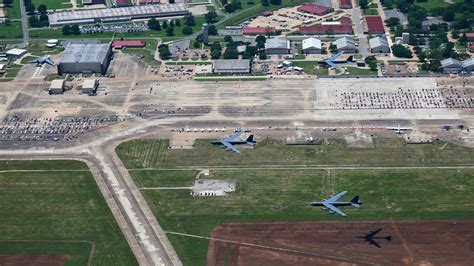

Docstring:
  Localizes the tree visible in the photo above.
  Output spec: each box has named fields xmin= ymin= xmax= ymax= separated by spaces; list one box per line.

xmin=182 ymin=26 xmax=193 ymax=35
xmin=270 ymin=0 xmax=281 ymax=4
xmin=391 ymin=44 xmax=412 ymax=58
xmin=359 ymin=0 xmax=368 ymax=9
xmin=224 ymin=35 xmax=233 ymax=43
xmin=329 ymin=43 xmax=337 ymax=53
xmin=162 ymin=20 xmax=168 ymax=29
xmin=25 ymin=3 xmax=35 ymax=14
xmin=37 ymin=4 xmax=47 ymax=14
xmin=259 ymin=52 xmax=267 ymax=60
xmin=384 ymin=17 xmax=400 ymax=27
xmin=62 ymin=24 xmax=71 ymax=35
xmin=169 ymin=20 xmax=175 ymax=27
xmin=365 ymin=56 xmax=378 ymax=71
xmin=205 ymin=11 xmax=218 ymax=23
xmin=243 ymin=46 xmax=258 ymax=59
xmin=71 ymin=24 xmax=80 ymax=35
xmin=208 ymin=25 xmax=218 ymax=35
xmin=261 ymin=0 xmax=269 ymax=5
xmin=2 ymin=0 xmax=13 ymax=6
xmin=210 ymin=42 xmax=222 ymax=59
xmin=159 ymin=44 xmax=172 ymax=60
xmin=148 ymin=18 xmax=161 ymax=31
xmin=418 ymin=51 xmax=426 ymax=62
xmin=232 ymin=0 xmax=242 ymax=9
xmin=223 ymin=44 xmax=239 ymax=59
xmin=185 ymin=14 xmax=196 ymax=26
xmin=166 ymin=26 xmax=174 ymax=36
xmin=224 ymin=3 xmax=235 ymax=12
xmin=28 ymin=15 xmax=38 ymax=27
xmin=193 ymin=41 xmax=201 ymax=48
xmin=175 ymin=19 xmax=181 ymax=26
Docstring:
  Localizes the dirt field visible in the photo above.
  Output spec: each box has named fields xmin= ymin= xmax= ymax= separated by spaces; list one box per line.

xmin=0 ymin=254 xmax=71 ymax=266
xmin=207 ymin=221 xmax=474 ymax=265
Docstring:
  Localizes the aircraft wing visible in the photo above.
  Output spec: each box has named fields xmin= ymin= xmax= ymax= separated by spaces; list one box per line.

xmin=44 ymin=58 xmax=55 ymax=66
xmin=325 ymin=191 xmax=347 ymax=202
xmin=322 ymin=203 xmax=347 ymax=216
xmin=222 ymin=141 xmax=240 ymax=153
xmin=223 ymin=131 xmax=241 ymax=142
xmin=325 ymin=60 xmax=343 ymax=71
xmin=327 ymin=51 xmax=344 ymax=61
xmin=28 ymin=59 xmax=38 ymax=64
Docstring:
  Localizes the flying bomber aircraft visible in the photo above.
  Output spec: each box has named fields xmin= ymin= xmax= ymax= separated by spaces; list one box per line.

xmin=385 ymin=124 xmax=413 ymax=134
xmin=318 ymin=51 xmax=353 ymax=71
xmin=357 ymin=228 xmax=392 ymax=248
xmin=311 ymin=191 xmax=361 ymax=216
xmin=28 ymin=56 xmax=55 ymax=67
xmin=212 ymin=131 xmax=256 ymax=153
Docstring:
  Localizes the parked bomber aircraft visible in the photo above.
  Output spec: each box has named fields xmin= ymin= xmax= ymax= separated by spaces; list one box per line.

xmin=317 ymin=51 xmax=353 ymax=71
xmin=29 ymin=56 xmax=54 ymax=67
xmin=385 ymin=124 xmax=413 ymax=134
xmin=311 ymin=191 xmax=361 ymax=216
xmin=212 ymin=131 xmax=256 ymax=153
xmin=356 ymin=229 xmax=392 ymax=248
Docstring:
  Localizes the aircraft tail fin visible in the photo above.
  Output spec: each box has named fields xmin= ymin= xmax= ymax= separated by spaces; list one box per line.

xmin=350 ymin=196 xmax=361 ymax=207
xmin=246 ymin=135 xmax=256 ymax=144
xmin=385 ymin=236 xmax=392 ymax=241
xmin=347 ymin=55 xmax=354 ymax=62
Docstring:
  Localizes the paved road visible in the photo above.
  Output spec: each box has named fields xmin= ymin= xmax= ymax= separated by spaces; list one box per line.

xmin=350 ymin=7 xmax=368 ymax=57
xmin=18 ymin=0 xmax=30 ymax=46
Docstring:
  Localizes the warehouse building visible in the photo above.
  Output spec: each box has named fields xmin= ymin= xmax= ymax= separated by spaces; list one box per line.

xmin=212 ymin=59 xmax=251 ymax=74
xmin=243 ymin=26 xmax=276 ymax=35
xmin=369 ymin=36 xmax=390 ymax=53
xmin=58 ymin=42 xmax=112 ymax=75
xmin=333 ymin=36 xmax=357 ymax=53
xmin=299 ymin=25 xmax=352 ymax=35
xmin=49 ymin=79 xmax=65 ymax=95
xmin=302 ymin=37 xmax=322 ymax=54
xmin=265 ymin=37 xmax=291 ymax=55
xmin=48 ymin=4 xmax=188 ymax=26
xmin=81 ymin=78 xmax=99 ymax=94
xmin=112 ymin=40 xmax=146 ymax=49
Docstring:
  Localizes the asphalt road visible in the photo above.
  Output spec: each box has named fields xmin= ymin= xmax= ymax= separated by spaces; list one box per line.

xmin=350 ymin=7 xmax=368 ymax=58
xmin=19 ymin=0 xmax=30 ymax=46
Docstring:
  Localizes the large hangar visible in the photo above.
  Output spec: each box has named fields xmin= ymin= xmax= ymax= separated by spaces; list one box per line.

xmin=57 ymin=42 xmax=112 ymax=75
xmin=48 ymin=4 xmax=189 ymax=26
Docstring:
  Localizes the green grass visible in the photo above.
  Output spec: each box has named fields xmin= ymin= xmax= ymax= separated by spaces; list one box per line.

xmin=26 ymin=40 xmax=65 ymax=56
xmin=4 ymin=0 xmax=22 ymax=19
xmin=121 ymin=39 xmax=161 ymax=66
xmin=32 ymin=0 xmax=72 ymax=10
xmin=0 ymin=160 xmax=137 ymax=265
xmin=291 ymin=61 xmax=329 ymax=76
xmin=344 ymin=66 xmax=377 ymax=75
xmin=0 ymin=21 xmax=22 ymax=39
xmin=414 ymin=0 xmax=450 ymax=10
xmin=116 ymin=138 xmax=474 ymax=265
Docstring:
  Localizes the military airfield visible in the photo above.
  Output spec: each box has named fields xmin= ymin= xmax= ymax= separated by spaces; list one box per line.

xmin=1 ymin=69 xmax=474 ymax=265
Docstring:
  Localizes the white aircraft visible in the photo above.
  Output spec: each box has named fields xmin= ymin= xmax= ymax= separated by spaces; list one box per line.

xmin=385 ymin=124 xmax=413 ymax=134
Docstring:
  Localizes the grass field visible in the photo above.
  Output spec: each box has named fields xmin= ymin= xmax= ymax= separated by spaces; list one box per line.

xmin=32 ymin=0 xmax=72 ymax=10
xmin=116 ymin=138 xmax=474 ymax=265
xmin=344 ymin=66 xmax=377 ymax=76
xmin=121 ymin=39 xmax=161 ymax=66
xmin=0 ymin=160 xmax=137 ymax=266
xmin=4 ymin=0 xmax=21 ymax=19
xmin=291 ymin=61 xmax=329 ymax=76
xmin=0 ymin=21 xmax=22 ymax=39
xmin=414 ymin=0 xmax=450 ymax=10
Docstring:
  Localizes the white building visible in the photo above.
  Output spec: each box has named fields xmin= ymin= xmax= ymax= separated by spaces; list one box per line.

xmin=369 ymin=36 xmax=390 ymax=53
xmin=333 ymin=36 xmax=357 ymax=53
xmin=302 ymin=37 xmax=322 ymax=54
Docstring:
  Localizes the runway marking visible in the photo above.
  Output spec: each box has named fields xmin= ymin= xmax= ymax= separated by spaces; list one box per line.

xmin=165 ymin=231 xmax=378 ymax=265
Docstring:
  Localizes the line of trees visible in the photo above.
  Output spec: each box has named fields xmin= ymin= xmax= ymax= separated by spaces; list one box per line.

xmin=29 ymin=4 xmax=49 ymax=27
xmin=62 ymin=24 xmax=80 ymax=35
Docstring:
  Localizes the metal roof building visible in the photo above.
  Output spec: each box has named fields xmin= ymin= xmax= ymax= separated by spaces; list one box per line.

xmin=333 ymin=36 xmax=357 ymax=53
xmin=265 ymin=37 xmax=290 ymax=54
xmin=365 ymin=16 xmax=385 ymax=34
xmin=58 ymin=42 xmax=112 ymax=75
xmin=369 ymin=36 xmax=390 ymax=53
xmin=297 ymin=3 xmax=333 ymax=15
xmin=48 ymin=4 xmax=188 ymax=26
xmin=302 ymin=37 xmax=322 ymax=54
xmin=212 ymin=59 xmax=251 ymax=74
